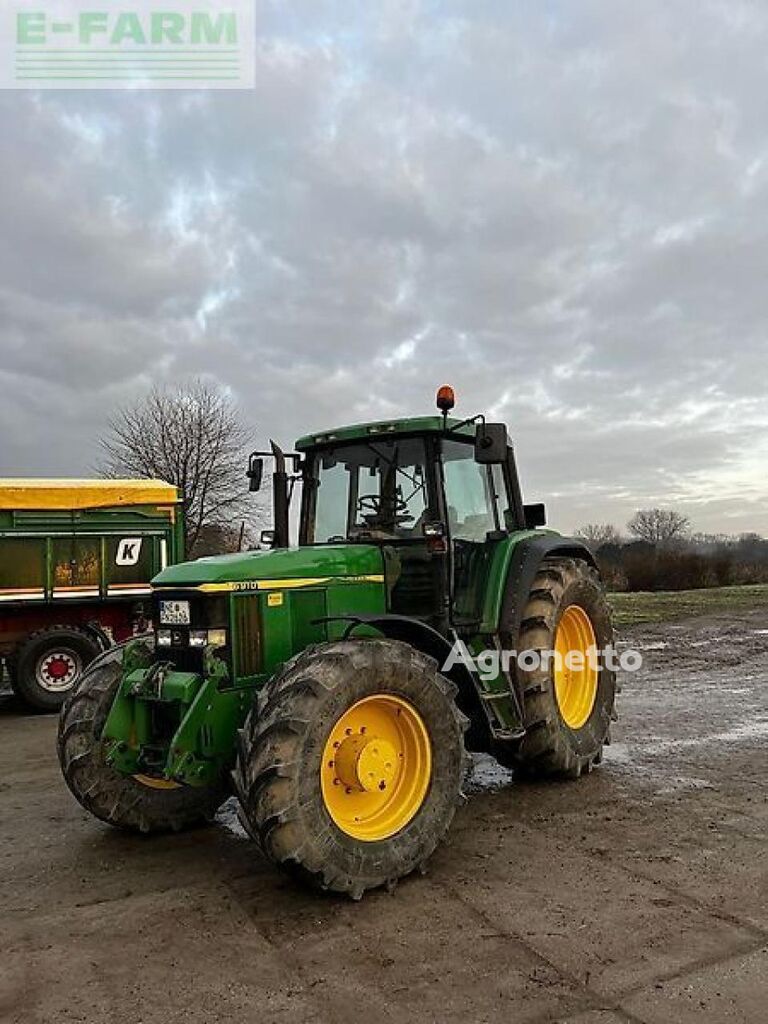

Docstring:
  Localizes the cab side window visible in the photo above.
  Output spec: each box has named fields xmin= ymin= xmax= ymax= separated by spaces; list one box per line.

xmin=442 ymin=441 xmax=500 ymax=541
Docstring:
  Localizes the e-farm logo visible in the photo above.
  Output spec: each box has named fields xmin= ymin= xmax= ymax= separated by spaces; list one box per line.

xmin=3 ymin=1 xmax=255 ymax=89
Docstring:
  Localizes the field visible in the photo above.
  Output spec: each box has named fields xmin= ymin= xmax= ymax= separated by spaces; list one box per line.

xmin=609 ymin=582 xmax=768 ymax=625
xmin=1 ymin=600 xmax=767 ymax=1023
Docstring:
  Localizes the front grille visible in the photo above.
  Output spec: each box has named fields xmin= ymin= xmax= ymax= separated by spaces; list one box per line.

xmin=152 ymin=591 xmax=228 ymax=673
xmin=232 ymin=593 xmax=262 ymax=678
xmin=156 ymin=633 xmax=205 ymax=673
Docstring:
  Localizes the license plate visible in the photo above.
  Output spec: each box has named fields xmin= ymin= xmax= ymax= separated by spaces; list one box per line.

xmin=159 ymin=600 xmax=190 ymax=625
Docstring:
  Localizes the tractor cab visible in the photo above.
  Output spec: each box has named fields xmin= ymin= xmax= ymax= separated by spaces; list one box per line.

xmin=250 ymin=387 xmax=542 ymax=636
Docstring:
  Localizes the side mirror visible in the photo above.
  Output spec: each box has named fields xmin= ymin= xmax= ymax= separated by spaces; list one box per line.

xmin=474 ymin=422 xmax=508 ymax=463
xmin=524 ymin=503 xmax=547 ymax=528
xmin=246 ymin=455 xmax=264 ymax=492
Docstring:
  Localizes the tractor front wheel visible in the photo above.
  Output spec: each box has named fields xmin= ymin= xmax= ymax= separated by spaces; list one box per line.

xmin=234 ymin=639 xmax=467 ymax=898
xmin=502 ymin=556 xmax=616 ymax=779
xmin=57 ymin=644 xmax=227 ymax=833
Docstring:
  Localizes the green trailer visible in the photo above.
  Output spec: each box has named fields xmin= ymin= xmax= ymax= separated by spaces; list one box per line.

xmin=0 ymin=480 xmax=183 ymax=710
xmin=59 ymin=391 xmax=615 ymax=897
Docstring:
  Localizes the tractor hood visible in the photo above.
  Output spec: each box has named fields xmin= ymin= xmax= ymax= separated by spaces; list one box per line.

xmin=152 ymin=544 xmax=385 ymax=588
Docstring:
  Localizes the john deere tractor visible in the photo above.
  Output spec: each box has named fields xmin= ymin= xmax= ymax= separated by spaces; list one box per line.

xmin=58 ymin=389 xmax=615 ymax=898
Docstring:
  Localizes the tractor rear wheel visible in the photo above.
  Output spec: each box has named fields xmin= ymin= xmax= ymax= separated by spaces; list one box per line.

xmin=57 ymin=643 xmax=227 ymax=833
xmin=502 ymin=556 xmax=615 ymax=779
xmin=233 ymin=639 xmax=467 ymax=898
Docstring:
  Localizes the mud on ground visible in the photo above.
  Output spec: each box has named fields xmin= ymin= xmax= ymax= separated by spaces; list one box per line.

xmin=0 ymin=608 xmax=766 ymax=1024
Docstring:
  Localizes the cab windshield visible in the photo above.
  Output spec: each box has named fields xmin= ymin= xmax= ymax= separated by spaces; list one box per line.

xmin=307 ymin=438 xmax=431 ymax=543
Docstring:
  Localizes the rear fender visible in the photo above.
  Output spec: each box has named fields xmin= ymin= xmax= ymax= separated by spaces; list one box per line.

xmin=497 ymin=534 xmax=597 ymax=642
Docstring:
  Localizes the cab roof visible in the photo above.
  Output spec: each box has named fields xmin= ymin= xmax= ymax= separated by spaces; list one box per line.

xmin=295 ymin=415 xmax=475 ymax=451
xmin=0 ymin=479 xmax=179 ymax=511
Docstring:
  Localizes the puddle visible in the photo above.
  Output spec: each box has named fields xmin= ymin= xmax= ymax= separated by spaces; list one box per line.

xmin=656 ymin=776 xmax=715 ymax=794
xmin=604 ymin=744 xmax=717 ymax=794
xmin=216 ymin=796 xmax=248 ymax=839
xmin=466 ymin=752 xmax=515 ymax=793
xmin=604 ymin=742 xmax=632 ymax=764
xmin=641 ymin=717 xmax=768 ymax=754
xmin=690 ymin=636 xmax=729 ymax=647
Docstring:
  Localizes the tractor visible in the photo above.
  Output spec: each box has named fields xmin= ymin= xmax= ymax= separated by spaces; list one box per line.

xmin=58 ymin=388 xmax=615 ymax=898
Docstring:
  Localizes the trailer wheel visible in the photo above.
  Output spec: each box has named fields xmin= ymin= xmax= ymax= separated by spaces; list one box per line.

xmin=11 ymin=626 xmax=102 ymax=712
xmin=58 ymin=644 xmax=227 ymax=832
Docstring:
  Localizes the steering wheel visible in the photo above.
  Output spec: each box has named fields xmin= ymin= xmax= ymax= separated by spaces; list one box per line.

xmin=357 ymin=493 xmax=414 ymax=525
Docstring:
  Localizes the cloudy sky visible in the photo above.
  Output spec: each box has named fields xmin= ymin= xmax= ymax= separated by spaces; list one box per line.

xmin=1 ymin=0 xmax=767 ymax=536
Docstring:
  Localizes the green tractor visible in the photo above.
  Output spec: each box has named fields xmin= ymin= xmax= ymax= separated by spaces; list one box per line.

xmin=58 ymin=389 xmax=615 ymax=898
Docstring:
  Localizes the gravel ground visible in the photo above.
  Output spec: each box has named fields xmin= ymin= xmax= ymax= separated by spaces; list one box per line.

xmin=0 ymin=608 xmax=766 ymax=1023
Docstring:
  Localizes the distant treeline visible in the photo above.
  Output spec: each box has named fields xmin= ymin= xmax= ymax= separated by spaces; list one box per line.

xmin=575 ymin=514 xmax=768 ymax=591
xmin=594 ymin=535 xmax=768 ymax=591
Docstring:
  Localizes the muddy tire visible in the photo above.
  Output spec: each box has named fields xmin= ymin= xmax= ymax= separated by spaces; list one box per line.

xmin=233 ymin=639 xmax=468 ymax=898
xmin=57 ymin=643 xmax=227 ymax=833
xmin=501 ymin=557 xmax=615 ymax=779
xmin=12 ymin=626 xmax=102 ymax=712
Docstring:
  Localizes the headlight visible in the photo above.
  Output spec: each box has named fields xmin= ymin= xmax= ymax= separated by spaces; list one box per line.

xmin=157 ymin=628 xmax=172 ymax=647
xmin=206 ymin=628 xmax=227 ymax=648
xmin=189 ymin=628 xmax=227 ymax=648
xmin=189 ymin=629 xmax=208 ymax=647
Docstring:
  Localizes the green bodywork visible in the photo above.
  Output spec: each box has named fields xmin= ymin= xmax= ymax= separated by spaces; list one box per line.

xmin=101 ymin=543 xmax=390 ymax=784
xmin=295 ymin=414 xmax=475 ymax=450
xmin=99 ymin=413 xmax=562 ymax=788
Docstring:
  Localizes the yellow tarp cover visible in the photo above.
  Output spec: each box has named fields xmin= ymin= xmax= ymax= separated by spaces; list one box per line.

xmin=0 ymin=479 xmax=179 ymax=511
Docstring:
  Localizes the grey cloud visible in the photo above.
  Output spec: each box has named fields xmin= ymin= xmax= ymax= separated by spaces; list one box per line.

xmin=0 ymin=1 xmax=767 ymax=536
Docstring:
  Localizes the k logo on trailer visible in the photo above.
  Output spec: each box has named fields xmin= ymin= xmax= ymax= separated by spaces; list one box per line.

xmin=116 ymin=538 xmax=142 ymax=566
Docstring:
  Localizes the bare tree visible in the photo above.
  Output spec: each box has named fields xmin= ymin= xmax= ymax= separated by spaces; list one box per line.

xmin=574 ymin=523 xmax=622 ymax=550
xmin=99 ymin=379 xmax=255 ymax=557
xmin=192 ymin=521 xmax=258 ymax=558
xmin=626 ymin=508 xmax=690 ymax=545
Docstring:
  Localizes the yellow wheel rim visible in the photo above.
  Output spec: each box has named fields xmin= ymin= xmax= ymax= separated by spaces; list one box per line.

xmin=321 ymin=695 xmax=432 ymax=841
xmin=132 ymin=774 xmax=181 ymax=791
xmin=554 ymin=605 xmax=599 ymax=730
